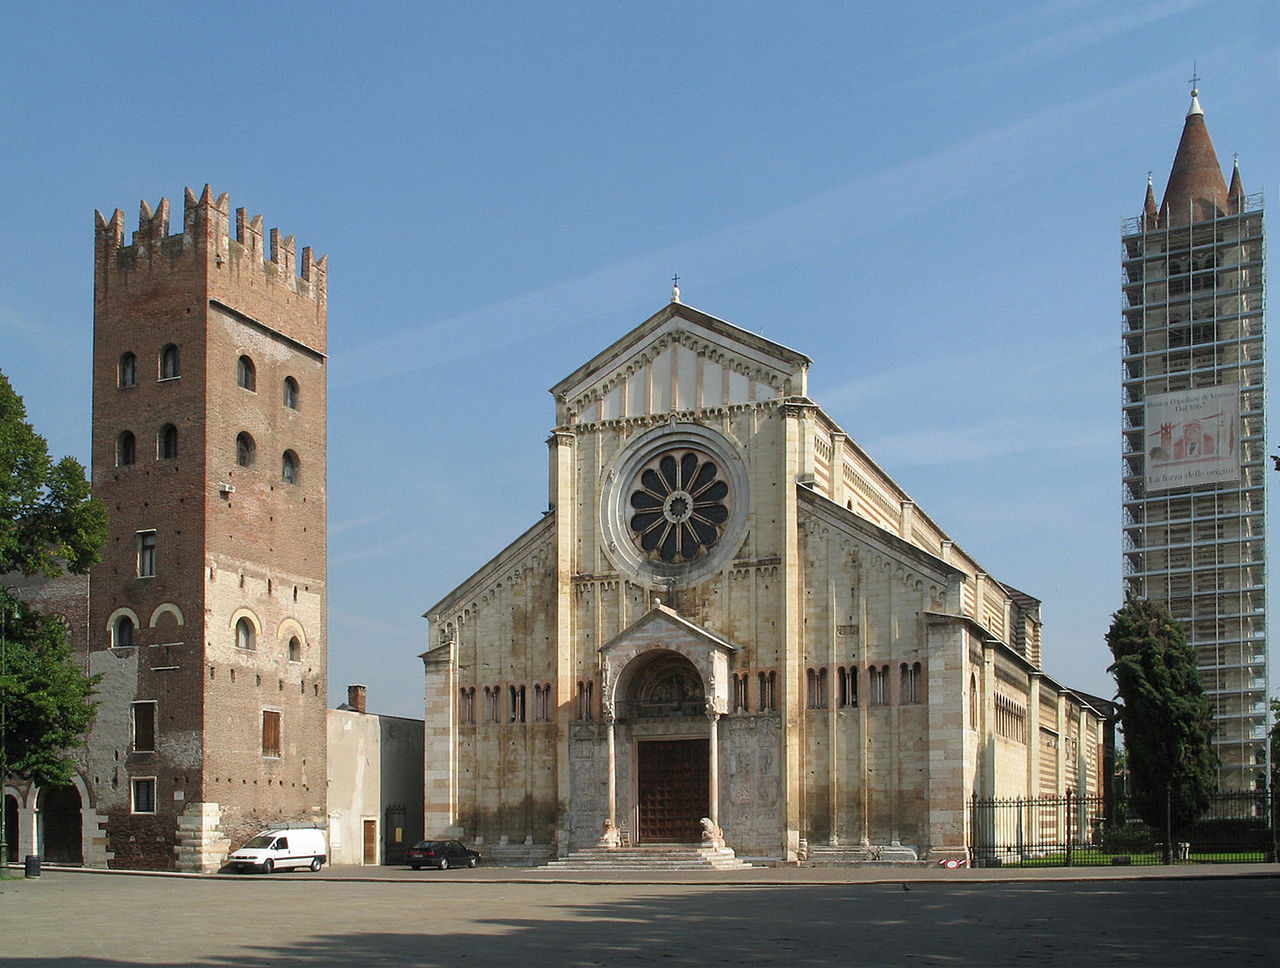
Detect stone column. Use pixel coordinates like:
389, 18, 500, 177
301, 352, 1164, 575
606, 713, 617, 833
707, 711, 720, 827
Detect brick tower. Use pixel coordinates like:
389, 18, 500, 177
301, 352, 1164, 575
89, 187, 328, 870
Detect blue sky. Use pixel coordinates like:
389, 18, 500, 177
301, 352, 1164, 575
2, 1, 1276, 719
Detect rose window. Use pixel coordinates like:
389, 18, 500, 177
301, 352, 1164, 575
628, 451, 730, 563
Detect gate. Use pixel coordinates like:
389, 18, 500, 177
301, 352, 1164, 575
384, 804, 408, 865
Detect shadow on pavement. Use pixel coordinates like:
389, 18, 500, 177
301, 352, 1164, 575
6, 878, 1279, 966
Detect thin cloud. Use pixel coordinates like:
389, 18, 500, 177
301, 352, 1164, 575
329, 510, 392, 537
333, 64, 1181, 388
817, 336, 1115, 412
861, 417, 1113, 469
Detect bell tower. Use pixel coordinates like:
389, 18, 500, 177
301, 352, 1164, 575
89, 186, 328, 870
1120, 91, 1267, 791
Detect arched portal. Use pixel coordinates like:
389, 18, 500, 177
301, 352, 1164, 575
4, 792, 17, 863
38, 783, 83, 864
624, 651, 709, 843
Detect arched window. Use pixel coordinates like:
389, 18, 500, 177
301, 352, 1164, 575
576, 680, 595, 721
236, 432, 256, 468
283, 376, 299, 410
117, 431, 136, 466
235, 617, 256, 651
732, 672, 749, 712
237, 355, 256, 391
113, 615, 135, 647
118, 352, 137, 388
838, 666, 858, 707
282, 450, 299, 485
806, 668, 828, 709
900, 662, 924, 704
869, 665, 889, 706
288, 636, 302, 662
757, 670, 777, 712
533, 683, 551, 722
158, 424, 178, 460
159, 344, 180, 380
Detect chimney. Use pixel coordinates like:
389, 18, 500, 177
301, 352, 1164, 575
347, 684, 367, 714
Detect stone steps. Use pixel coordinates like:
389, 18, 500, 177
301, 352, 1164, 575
546, 845, 752, 871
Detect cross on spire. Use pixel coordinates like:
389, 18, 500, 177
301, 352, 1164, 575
1189, 63, 1200, 96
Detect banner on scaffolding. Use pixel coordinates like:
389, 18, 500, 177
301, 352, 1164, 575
1144, 383, 1241, 492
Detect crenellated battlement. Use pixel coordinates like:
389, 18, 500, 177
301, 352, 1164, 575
94, 185, 327, 307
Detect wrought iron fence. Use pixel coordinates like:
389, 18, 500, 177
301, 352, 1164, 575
970, 789, 1277, 867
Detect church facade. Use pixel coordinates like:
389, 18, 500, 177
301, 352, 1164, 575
423, 298, 1107, 863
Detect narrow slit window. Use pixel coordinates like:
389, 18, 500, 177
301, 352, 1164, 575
131, 701, 156, 752
117, 431, 136, 467
158, 424, 178, 460
236, 432, 256, 468
118, 352, 137, 388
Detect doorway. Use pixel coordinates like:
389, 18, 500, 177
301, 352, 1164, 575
636, 738, 708, 842
39, 784, 83, 864
362, 819, 377, 865
4, 794, 17, 863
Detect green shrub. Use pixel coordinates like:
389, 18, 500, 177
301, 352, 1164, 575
1100, 821, 1157, 854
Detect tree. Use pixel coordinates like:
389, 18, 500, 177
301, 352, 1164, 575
0, 589, 99, 785
1106, 597, 1216, 830
0, 369, 106, 786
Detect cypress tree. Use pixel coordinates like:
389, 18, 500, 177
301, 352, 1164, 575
1106, 597, 1216, 829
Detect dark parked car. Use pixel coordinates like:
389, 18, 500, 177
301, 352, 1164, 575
406, 840, 480, 870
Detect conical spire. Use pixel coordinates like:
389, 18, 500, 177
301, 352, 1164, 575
1142, 174, 1160, 229
1227, 157, 1245, 213
1159, 88, 1229, 226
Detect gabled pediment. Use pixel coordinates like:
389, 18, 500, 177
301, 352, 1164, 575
551, 302, 810, 426
600, 602, 739, 659
599, 602, 737, 718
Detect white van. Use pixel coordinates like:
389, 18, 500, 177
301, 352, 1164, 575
228, 826, 327, 874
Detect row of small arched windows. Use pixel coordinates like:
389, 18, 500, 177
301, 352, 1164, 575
730, 670, 778, 713
118, 348, 301, 411
802, 662, 924, 710
458, 684, 552, 724
113, 613, 301, 662
236, 433, 301, 485
238, 354, 301, 410
116, 425, 179, 464
117, 346, 180, 386
110, 603, 184, 647
234, 616, 303, 662
116, 427, 301, 484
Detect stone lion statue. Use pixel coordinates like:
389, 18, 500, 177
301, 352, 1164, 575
699, 817, 724, 848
